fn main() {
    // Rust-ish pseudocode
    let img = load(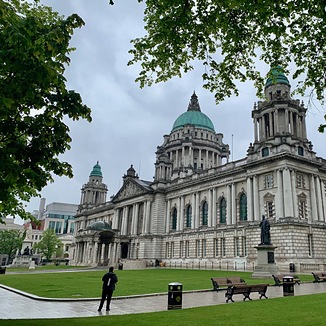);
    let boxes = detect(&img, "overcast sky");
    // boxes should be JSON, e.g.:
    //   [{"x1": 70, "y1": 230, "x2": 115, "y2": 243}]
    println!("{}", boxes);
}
[{"x1": 22, "y1": 0, "x2": 326, "y2": 220}]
